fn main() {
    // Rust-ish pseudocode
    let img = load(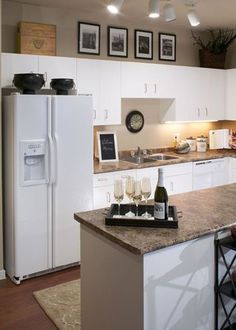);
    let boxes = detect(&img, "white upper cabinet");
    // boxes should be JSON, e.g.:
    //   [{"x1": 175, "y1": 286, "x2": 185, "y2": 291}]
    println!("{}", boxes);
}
[
  {"x1": 163, "y1": 67, "x2": 225, "y2": 122},
  {"x1": 121, "y1": 62, "x2": 176, "y2": 99},
  {"x1": 1, "y1": 53, "x2": 39, "y2": 87},
  {"x1": 38, "y1": 55, "x2": 77, "y2": 89},
  {"x1": 225, "y1": 69, "x2": 236, "y2": 120},
  {"x1": 77, "y1": 59, "x2": 121, "y2": 125}
]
